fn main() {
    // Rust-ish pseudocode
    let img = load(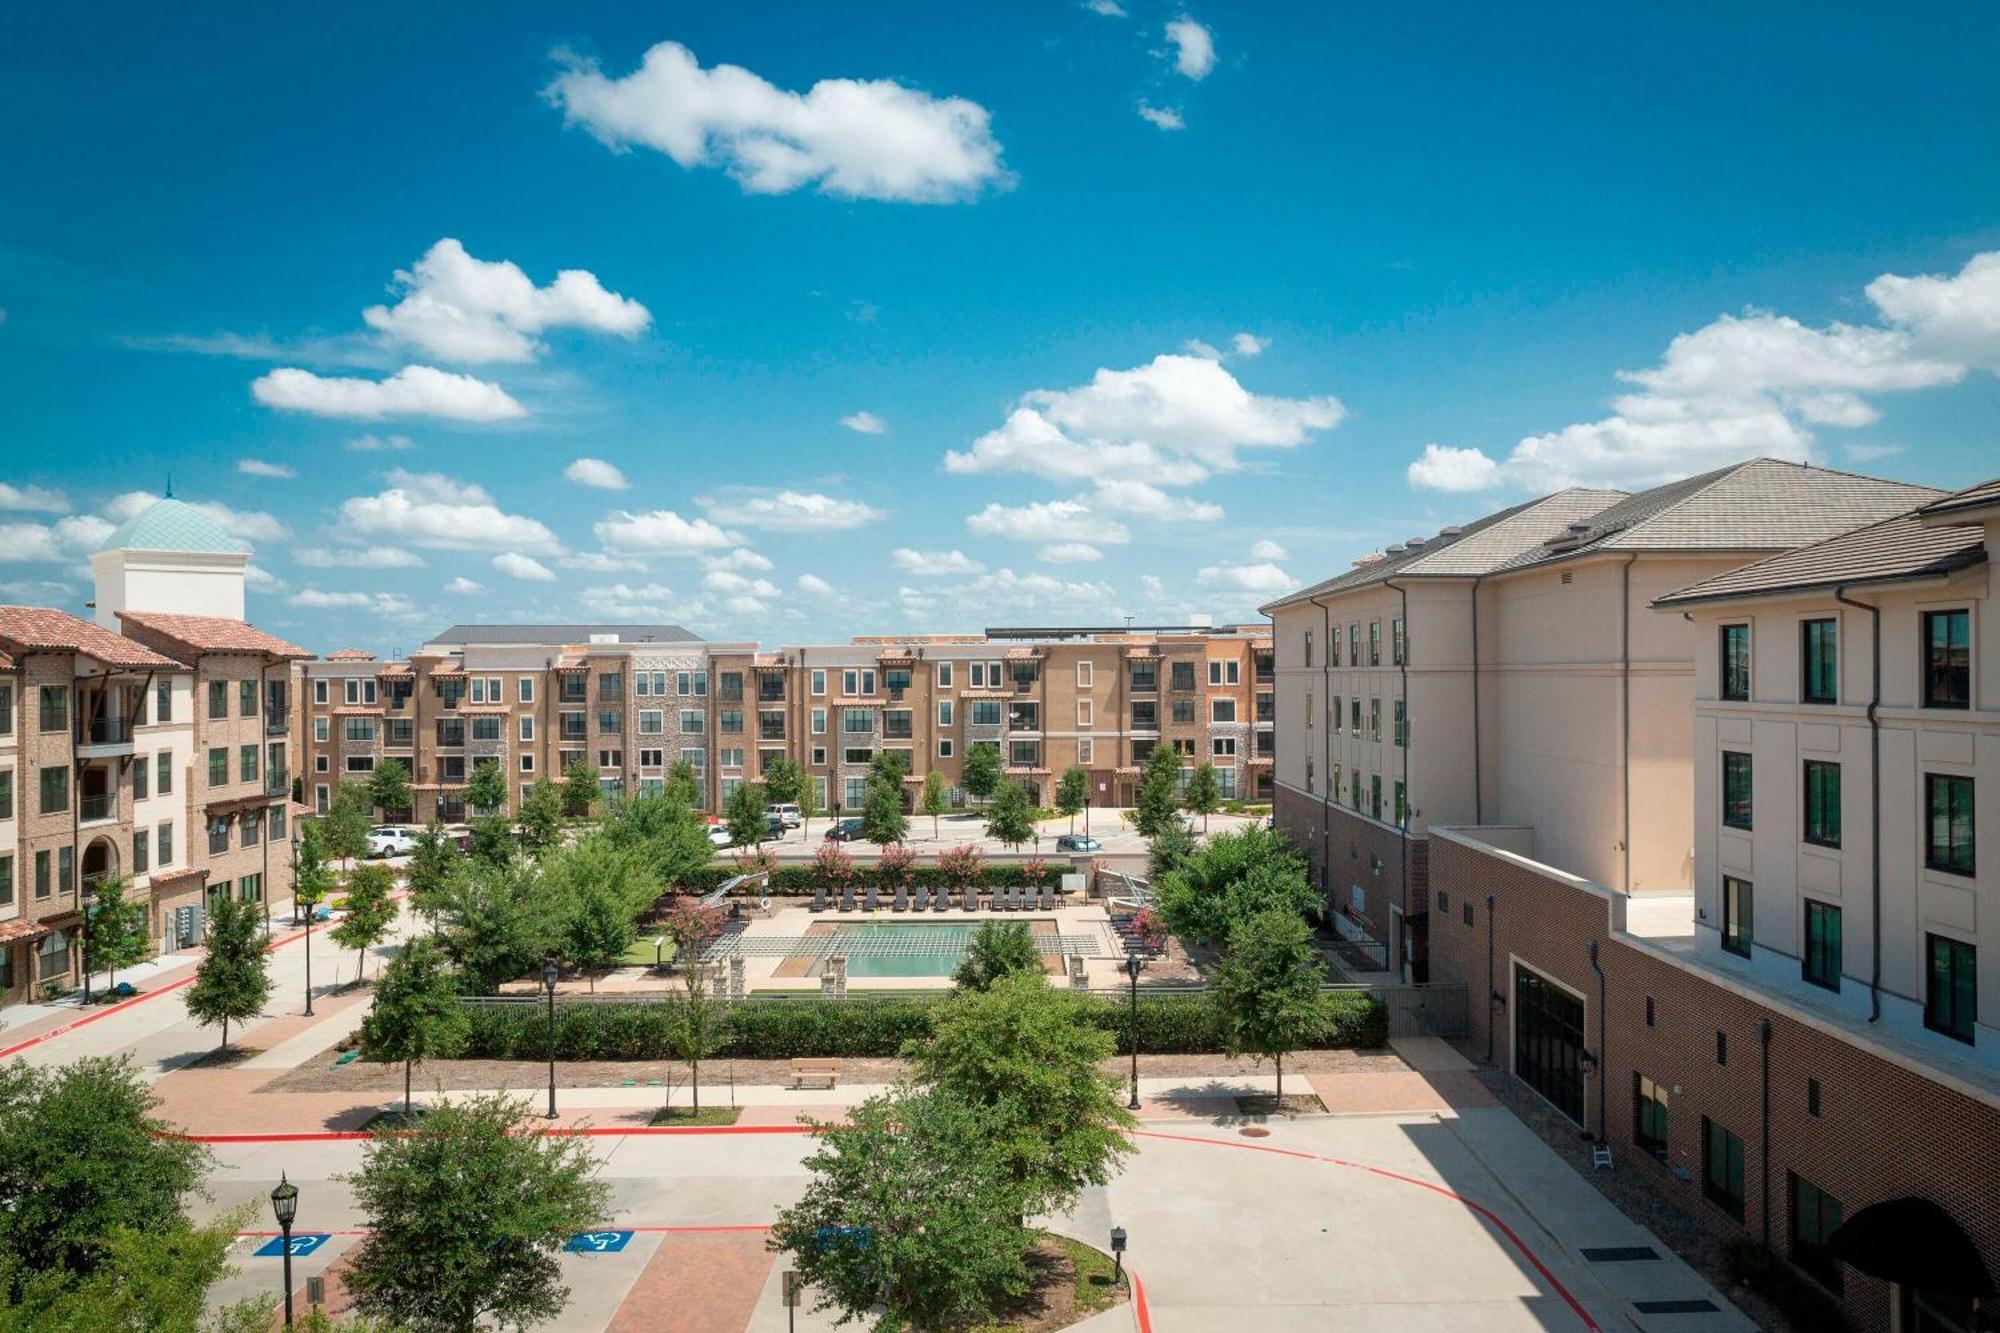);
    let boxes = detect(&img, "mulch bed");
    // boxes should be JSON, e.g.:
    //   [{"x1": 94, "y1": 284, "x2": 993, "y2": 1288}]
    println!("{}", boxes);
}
[
  {"x1": 184, "y1": 1046, "x2": 264, "y2": 1069},
  {"x1": 982, "y1": 1233, "x2": 1127, "y2": 1333},
  {"x1": 1232, "y1": 1092, "x2": 1327, "y2": 1116}
]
